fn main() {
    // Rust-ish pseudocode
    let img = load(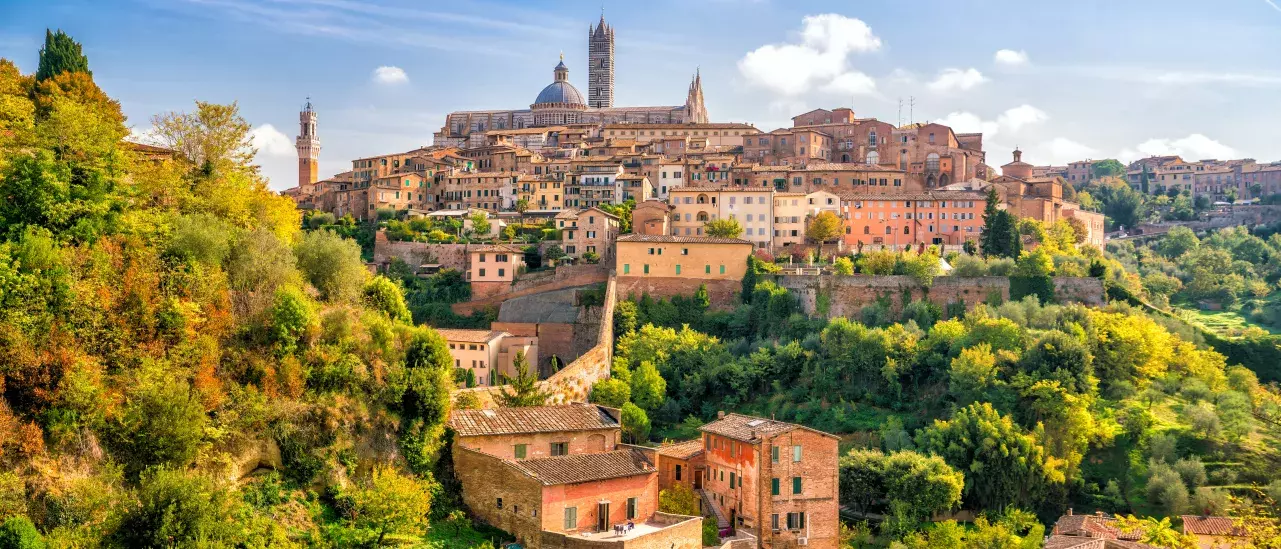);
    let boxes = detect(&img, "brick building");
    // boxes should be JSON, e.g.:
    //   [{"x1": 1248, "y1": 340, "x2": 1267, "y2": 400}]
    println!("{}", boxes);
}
[
  {"x1": 839, "y1": 190, "x2": 986, "y2": 251},
  {"x1": 450, "y1": 405, "x2": 702, "y2": 549},
  {"x1": 699, "y1": 412, "x2": 840, "y2": 549},
  {"x1": 631, "y1": 200, "x2": 671, "y2": 236},
  {"x1": 555, "y1": 207, "x2": 620, "y2": 262}
]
